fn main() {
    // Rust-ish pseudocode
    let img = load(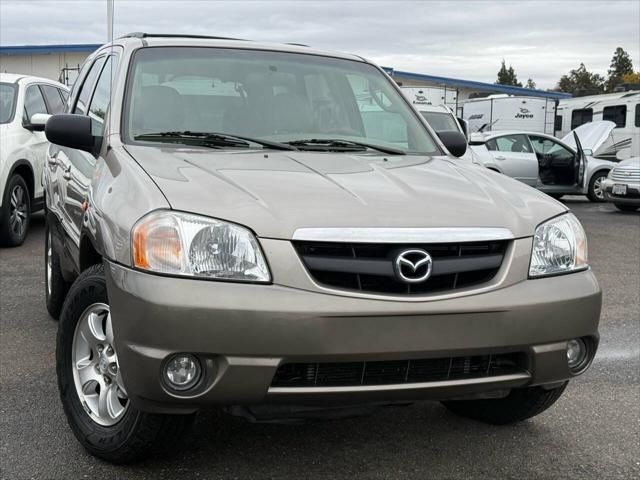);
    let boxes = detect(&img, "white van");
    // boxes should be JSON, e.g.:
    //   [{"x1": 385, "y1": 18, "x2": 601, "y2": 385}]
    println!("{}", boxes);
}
[
  {"x1": 462, "y1": 95, "x2": 557, "y2": 135},
  {"x1": 556, "y1": 91, "x2": 639, "y2": 160}
]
